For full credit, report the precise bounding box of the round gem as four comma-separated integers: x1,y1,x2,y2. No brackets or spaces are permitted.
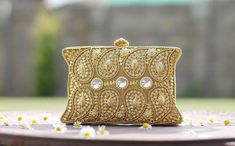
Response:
91,78,103,90
140,76,153,89
116,76,128,89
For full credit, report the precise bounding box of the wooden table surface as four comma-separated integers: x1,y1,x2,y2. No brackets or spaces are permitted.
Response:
0,111,235,146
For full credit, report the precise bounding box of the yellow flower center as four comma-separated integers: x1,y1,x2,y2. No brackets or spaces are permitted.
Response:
75,124,81,128
56,127,62,132
209,118,215,123
224,119,230,126
32,119,38,124
185,118,191,123
100,128,105,135
142,123,149,129
43,116,48,121
18,116,23,121
84,132,91,137
0,116,5,121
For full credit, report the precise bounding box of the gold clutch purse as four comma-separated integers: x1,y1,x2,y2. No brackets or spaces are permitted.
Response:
61,38,182,125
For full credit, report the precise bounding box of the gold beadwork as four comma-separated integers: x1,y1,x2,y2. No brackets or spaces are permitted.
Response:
114,38,129,47
61,38,182,125
124,49,146,78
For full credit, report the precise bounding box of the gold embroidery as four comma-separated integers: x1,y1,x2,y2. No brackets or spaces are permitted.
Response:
61,38,182,125
156,61,165,74
113,38,129,47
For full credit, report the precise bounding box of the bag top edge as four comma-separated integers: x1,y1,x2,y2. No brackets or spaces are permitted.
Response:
62,46,181,50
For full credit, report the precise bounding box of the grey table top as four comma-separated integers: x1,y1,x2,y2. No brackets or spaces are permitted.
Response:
0,111,235,146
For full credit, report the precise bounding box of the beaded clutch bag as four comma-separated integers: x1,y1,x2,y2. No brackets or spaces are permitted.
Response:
61,38,182,125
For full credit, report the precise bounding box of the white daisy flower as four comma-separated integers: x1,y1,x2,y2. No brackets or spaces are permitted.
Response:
223,119,231,126
0,115,6,121
31,117,39,125
52,123,67,133
96,125,109,136
140,122,152,129
80,126,96,138
73,121,82,129
208,116,216,124
17,114,26,124
0,115,8,126
183,116,192,125
42,113,51,122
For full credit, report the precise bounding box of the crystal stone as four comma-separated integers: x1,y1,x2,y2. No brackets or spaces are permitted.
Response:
116,76,128,89
91,78,103,90
140,76,153,89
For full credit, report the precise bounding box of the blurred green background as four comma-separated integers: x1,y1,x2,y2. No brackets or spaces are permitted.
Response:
0,0,235,111
1,97,235,112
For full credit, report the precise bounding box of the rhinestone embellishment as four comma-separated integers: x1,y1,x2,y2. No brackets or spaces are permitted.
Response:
140,76,153,89
91,78,103,90
116,76,128,89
